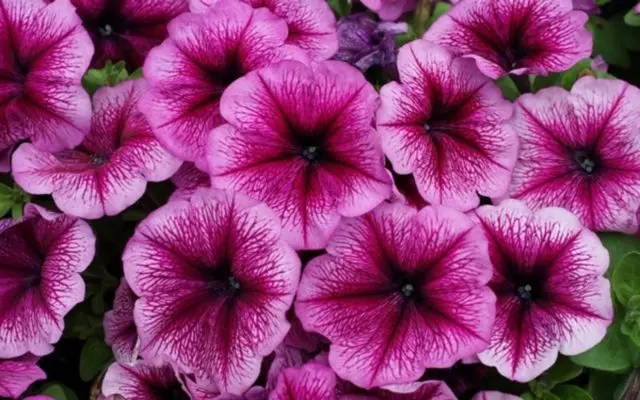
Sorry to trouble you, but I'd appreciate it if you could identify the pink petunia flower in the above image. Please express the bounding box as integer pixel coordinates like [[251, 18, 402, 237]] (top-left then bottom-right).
[[68, 0, 188, 70], [209, 60, 392, 250], [424, 0, 592, 79], [0, 355, 46, 399], [508, 77, 640, 233], [141, 1, 307, 171], [170, 162, 212, 202], [12, 79, 181, 220], [0, 205, 95, 358], [0, 0, 93, 155], [189, 0, 338, 60], [475, 200, 613, 382], [123, 188, 301, 394], [185, 376, 268, 400], [295, 202, 495, 388], [102, 361, 191, 399], [360, 0, 417, 21], [378, 40, 517, 212], [472, 392, 521, 400], [270, 362, 457, 399], [104, 278, 139, 365]]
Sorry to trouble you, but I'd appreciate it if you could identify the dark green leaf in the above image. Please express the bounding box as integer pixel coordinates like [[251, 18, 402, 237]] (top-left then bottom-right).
[[496, 76, 520, 101], [552, 385, 593, 400], [82, 69, 107, 95], [327, 0, 351, 17], [11, 203, 22, 219], [79, 337, 113, 382], [588, 370, 628, 400], [428, 2, 451, 27], [0, 200, 11, 218], [542, 356, 584, 386], [64, 305, 103, 340], [624, 7, 640, 27], [599, 233, 640, 276], [129, 68, 144, 79], [41, 383, 80, 400], [589, 16, 631, 68], [613, 252, 640, 307], [0, 182, 13, 195]]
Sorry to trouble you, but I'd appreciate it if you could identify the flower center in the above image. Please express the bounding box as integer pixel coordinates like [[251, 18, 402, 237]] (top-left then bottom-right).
[[574, 150, 597, 174], [516, 284, 534, 300], [98, 24, 114, 37], [401, 283, 415, 298], [158, 383, 190, 400], [91, 153, 109, 166], [228, 276, 241, 292], [301, 145, 322, 163], [423, 123, 431, 133]]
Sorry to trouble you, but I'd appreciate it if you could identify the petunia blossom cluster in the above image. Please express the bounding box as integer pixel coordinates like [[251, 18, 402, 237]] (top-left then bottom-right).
[[0, 0, 637, 398]]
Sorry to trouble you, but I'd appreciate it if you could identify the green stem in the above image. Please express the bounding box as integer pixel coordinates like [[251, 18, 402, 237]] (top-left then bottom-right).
[[512, 74, 532, 94]]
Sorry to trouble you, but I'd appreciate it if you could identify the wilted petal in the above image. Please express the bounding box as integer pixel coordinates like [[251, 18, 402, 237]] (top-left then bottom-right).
[[0, 355, 46, 399], [0, 0, 93, 152], [104, 278, 139, 364], [102, 361, 190, 399], [209, 60, 391, 250], [296, 202, 495, 388], [0, 205, 95, 358], [425, 0, 592, 79], [378, 40, 517, 211], [12, 79, 181, 219], [71, 0, 188, 69], [142, 1, 305, 170], [123, 189, 300, 394], [509, 77, 640, 233], [475, 200, 613, 382]]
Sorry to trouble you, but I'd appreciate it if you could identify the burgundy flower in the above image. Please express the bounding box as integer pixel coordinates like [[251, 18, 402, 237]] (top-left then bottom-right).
[[425, 0, 592, 79], [0, 205, 95, 358], [472, 392, 521, 400], [104, 278, 138, 364], [508, 77, 640, 233], [69, 0, 188, 70], [123, 189, 300, 394], [170, 162, 212, 202], [189, 0, 338, 60], [0, 146, 13, 173], [360, 0, 417, 21], [295, 202, 495, 388], [185, 376, 268, 400], [475, 200, 613, 382], [0, 0, 93, 155], [141, 1, 306, 171], [377, 40, 517, 211], [572, 0, 599, 13], [209, 60, 392, 250], [102, 361, 191, 400], [334, 13, 406, 73], [0, 355, 46, 399], [12, 79, 181, 219]]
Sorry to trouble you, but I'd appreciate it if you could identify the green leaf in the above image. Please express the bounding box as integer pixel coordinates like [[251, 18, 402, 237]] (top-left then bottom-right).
[[542, 356, 584, 386], [621, 308, 640, 348], [624, 7, 640, 27], [613, 252, 640, 307], [532, 59, 592, 92], [599, 233, 640, 276], [11, 203, 22, 219], [588, 370, 628, 400], [79, 337, 113, 382], [496, 76, 520, 101], [588, 16, 631, 68], [41, 383, 80, 400], [326, 0, 351, 17], [129, 68, 144, 79], [0, 199, 11, 218], [64, 305, 103, 340], [572, 305, 640, 372], [0, 182, 13, 196], [522, 393, 535, 400], [552, 385, 593, 400]]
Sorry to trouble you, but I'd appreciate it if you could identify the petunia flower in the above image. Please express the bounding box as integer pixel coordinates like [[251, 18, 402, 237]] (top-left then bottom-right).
[[102, 361, 191, 399], [209, 60, 392, 250], [0, 146, 12, 173], [170, 162, 212, 202], [360, 0, 417, 21], [472, 392, 521, 400], [572, 0, 599, 13], [295, 202, 495, 388], [104, 278, 139, 365], [508, 77, 640, 233], [0, 0, 93, 155], [591, 55, 608, 73], [0, 355, 46, 399], [185, 376, 268, 400], [424, 0, 592, 79], [334, 13, 407, 74], [475, 200, 613, 382], [0, 205, 95, 358], [377, 40, 517, 212], [123, 189, 301, 394], [68, 0, 188, 70], [189, 0, 338, 60], [12, 79, 181, 220], [141, 0, 308, 171]]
